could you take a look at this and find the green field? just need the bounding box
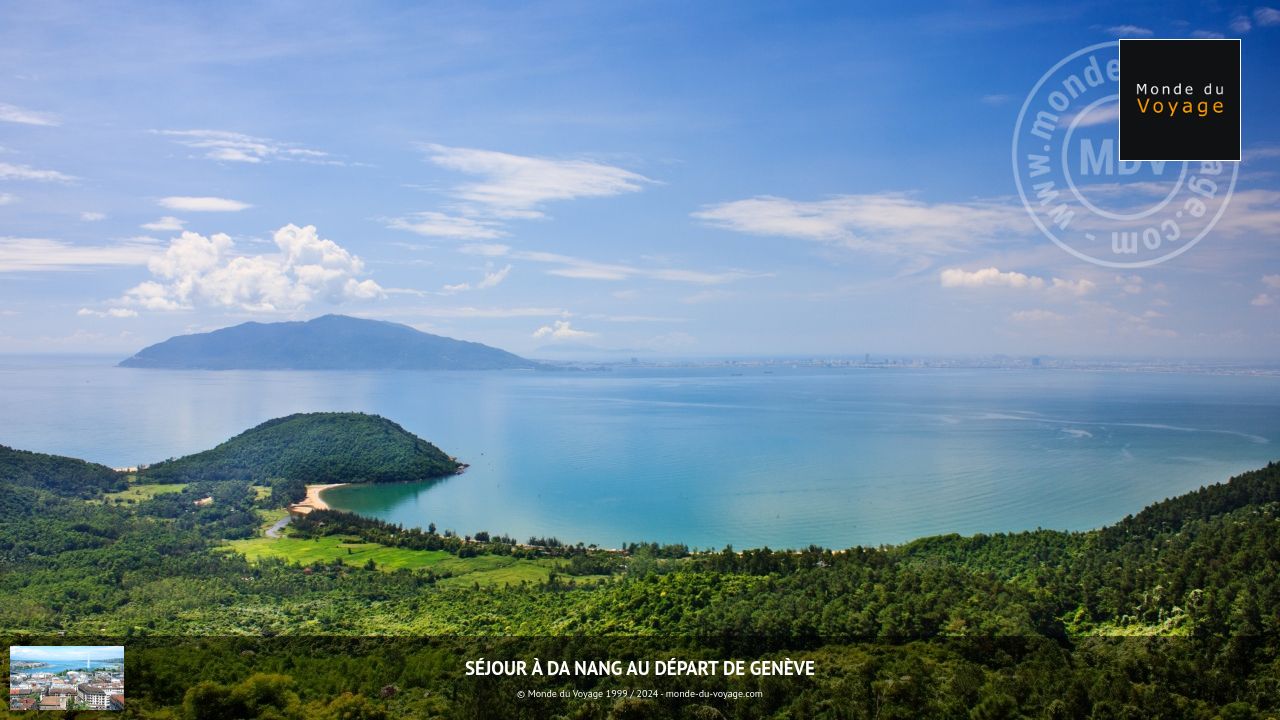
[224,534,572,586]
[100,481,187,504]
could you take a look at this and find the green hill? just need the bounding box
[139,412,462,487]
[0,444,124,498]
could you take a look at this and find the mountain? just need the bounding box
[118,314,542,370]
[139,412,462,485]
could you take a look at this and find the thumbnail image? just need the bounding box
[8,646,124,712]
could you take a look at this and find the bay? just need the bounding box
[1,355,1276,549]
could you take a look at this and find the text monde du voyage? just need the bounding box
[1134,82,1229,118]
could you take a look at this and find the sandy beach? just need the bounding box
[288,483,348,514]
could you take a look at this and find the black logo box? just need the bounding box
[1119,38,1241,162]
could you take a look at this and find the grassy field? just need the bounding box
[223,534,573,586]
[100,482,187,504]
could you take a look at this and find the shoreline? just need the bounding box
[288,483,348,515]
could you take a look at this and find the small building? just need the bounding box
[40,695,68,710]
[77,683,113,710]
[109,694,126,711]
[9,697,36,711]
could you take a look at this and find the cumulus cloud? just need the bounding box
[115,224,383,312]
[533,320,595,340]
[0,102,59,126]
[156,129,337,164]
[80,212,106,222]
[1251,293,1274,307]
[694,192,1024,255]
[1230,15,1252,33]
[0,162,75,182]
[939,267,1095,295]
[142,216,186,232]
[158,196,251,212]
[0,237,160,271]
[1262,274,1280,289]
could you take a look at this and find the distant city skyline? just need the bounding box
[1,1,1278,359]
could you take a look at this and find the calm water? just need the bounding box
[1,355,1277,549]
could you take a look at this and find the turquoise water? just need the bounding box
[1,356,1277,549]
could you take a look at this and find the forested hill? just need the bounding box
[0,444,124,498]
[118,314,543,370]
[0,428,1278,715]
[139,412,462,486]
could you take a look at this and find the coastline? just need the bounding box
[288,483,348,515]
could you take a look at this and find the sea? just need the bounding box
[1,355,1277,549]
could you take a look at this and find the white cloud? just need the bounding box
[440,264,513,294]
[0,237,160,271]
[1010,309,1066,323]
[115,224,383,312]
[1190,30,1226,38]
[142,216,186,231]
[694,192,1023,254]
[1050,277,1097,295]
[1251,293,1274,307]
[1065,101,1119,128]
[981,94,1011,105]
[477,264,511,289]
[0,102,59,126]
[80,211,106,222]
[418,143,653,219]
[512,249,765,285]
[1254,7,1280,26]
[77,307,138,318]
[1230,15,1252,33]
[1118,274,1144,295]
[1245,144,1280,161]
[1105,24,1154,36]
[158,196,251,212]
[156,129,337,164]
[386,211,505,239]
[533,319,595,340]
[940,267,1095,295]
[1262,274,1280,289]
[1208,190,1280,236]
[0,193,15,205]
[0,162,75,182]
[459,243,511,257]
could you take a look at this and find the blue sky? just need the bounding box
[1,1,1278,359]
[10,645,123,662]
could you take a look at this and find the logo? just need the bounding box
[1012,42,1237,268]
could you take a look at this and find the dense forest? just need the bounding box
[138,412,462,498]
[1,421,1278,719]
